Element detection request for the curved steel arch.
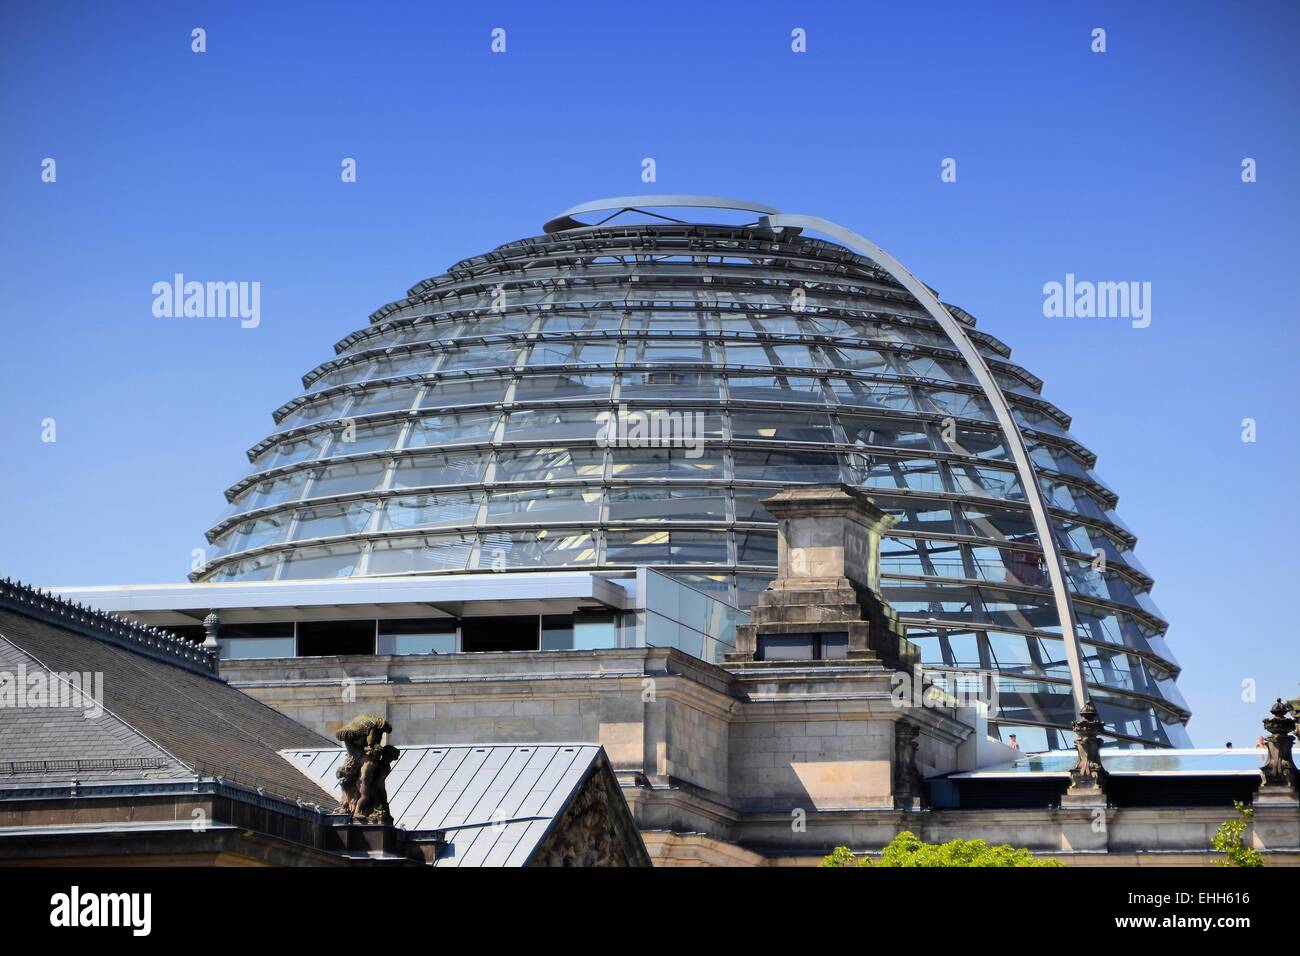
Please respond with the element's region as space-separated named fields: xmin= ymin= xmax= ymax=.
xmin=543 ymin=195 xmax=779 ymax=234
xmin=762 ymin=212 xmax=1089 ymax=715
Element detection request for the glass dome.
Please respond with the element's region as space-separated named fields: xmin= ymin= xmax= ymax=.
xmin=197 ymin=198 xmax=1189 ymax=750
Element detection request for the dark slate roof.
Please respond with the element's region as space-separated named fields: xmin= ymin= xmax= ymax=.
xmin=0 ymin=580 xmax=334 ymax=806
xmin=0 ymin=638 xmax=187 ymax=779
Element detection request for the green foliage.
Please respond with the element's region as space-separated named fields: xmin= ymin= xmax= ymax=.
xmin=820 ymin=830 xmax=1062 ymax=867
xmin=818 ymin=845 xmax=868 ymax=867
xmin=1213 ymin=801 xmax=1263 ymax=867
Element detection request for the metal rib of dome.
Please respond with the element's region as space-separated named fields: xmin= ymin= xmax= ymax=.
xmin=197 ymin=196 xmax=1190 ymax=750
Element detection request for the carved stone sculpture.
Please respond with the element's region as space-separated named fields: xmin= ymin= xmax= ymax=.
xmin=1069 ymin=699 xmax=1108 ymax=792
xmin=335 ymin=715 xmax=400 ymax=825
xmin=1261 ymin=698 xmax=1298 ymax=790
xmin=532 ymin=772 xmax=629 ymax=867
xmin=893 ymin=720 xmax=926 ymax=810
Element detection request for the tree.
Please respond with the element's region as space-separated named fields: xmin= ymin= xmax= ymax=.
xmin=820 ymin=830 xmax=1061 ymax=867
xmin=1212 ymin=801 xmax=1263 ymax=867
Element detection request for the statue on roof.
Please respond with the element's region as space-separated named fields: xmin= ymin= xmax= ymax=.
xmin=1261 ymin=698 xmax=1297 ymax=790
xmin=335 ymin=715 xmax=400 ymax=825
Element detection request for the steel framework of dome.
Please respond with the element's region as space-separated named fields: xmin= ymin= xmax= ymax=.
xmin=197 ymin=197 xmax=1190 ymax=750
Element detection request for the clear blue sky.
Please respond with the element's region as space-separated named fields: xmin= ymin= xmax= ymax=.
xmin=2 ymin=1 xmax=1297 ymax=748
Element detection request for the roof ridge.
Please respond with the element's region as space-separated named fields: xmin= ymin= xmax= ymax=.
xmin=0 ymin=577 xmax=217 ymax=677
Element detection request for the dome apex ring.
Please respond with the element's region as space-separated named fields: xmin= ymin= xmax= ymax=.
xmin=543 ymin=195 xmax=780 ymax=234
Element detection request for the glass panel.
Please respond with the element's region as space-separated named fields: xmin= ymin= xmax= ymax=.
xmin=306 ymin=459 xmax=388 ymax=498
xmin=514 ymin=373 xmax=613 ymax=401
xmin=530 ymin=341 xmax=620 ymax=365
xmin=291 ymin=501 xmax=375 ymax=540
xmin=391 ymin=451 xmax=488 ymax=489
xmin=347 ymin=384 xmax=419 ymax=417
xmin=458 ymin=314 xmax=536 ymax=336
xmin=368 ymin=533 xmax=474 ymax=573
xmin=732 ymin=489 xmax=777 ymax=522
xmin=732 ymin=448 xmax=844 ymax=483
xmin=281 ymin=393 xmax=352 ymax=429
xmin=940 ymin=425 xmax=1007 ymax=460
xmin=730 ymin=410 xmax=835 ymax=443
xmin=380 ymin=493 xmax=479 ymax=531
xmin=279 ymin=542 xmax=364 ymax=579
xmin=757 ymin=635 xmax=815 ymax=661
xmin=378 ymin=619 xmax=457 ymax=655
xmin=902 ymin=355 xmax=977 ymax=385
xmin=486 ymin=487 xmax=601 ymax=523
xmin=607 ymin=486 xmax=727 ymax=521
xmin=325 ymin=421 xmax=402 ymax=456
xmin=609 ymin=446 xmax=724 ymax=478
xmin=541 ymin=615 xmax=574 ymax=650
xmin=305 ymin=457 xmax=384 ymax=496
xmin=220 ymin=633 xmax=295 ymax=660
xmin=494 ymin=447 xmax=605 ymax=482
xmin=822 ymin=346 xmax=892 ymax=373
xmin=538 ymin=313 xmax=623 ymax=333
xmin=620 ymin=371 xmax=722 ymax=400
xmin=735 ymin=531 xmax=777 ymax=565
xmin=435 ymin=345 xmax=522 ymax=373
xmin=366 ymin=352 xmax=435 ymax=380
xmin=827 ymin=378 xmax=917 ymax=410
xmin=606 ymin=530 xmax=727 ymax=563
xmin=627 ymin=340 xmax=710 ymax=363
xmin=726 ymin=374 xmax=826 ymax=403
xmin=950 ymin=463 xmax=1022 ymax=500
xmin=504 ymin=407 xmax=614 ymax=442
xmin=476 ymin=530 xmax=596 ymax=567
xmin=258 ymin=431 xmax=330 ymax=469
xmin=963 ymin=505 xmax=1038 ymax=542
xmin=573 ymin=611 xmax=618 ymax=649
xmin=406 ymin=410 xmax=498 ymax=448
xmin=209 ymin=552 xmax=280 ymax=582
xmin=213 ymin=512 xmax=292 ymax=556
xmin=419 ymin=377 xmax=509 ymax=408
xmin=923 ymin=388 xmax=995 ymax=421
xmin=315 ymin=359 xmax=372 ymax=388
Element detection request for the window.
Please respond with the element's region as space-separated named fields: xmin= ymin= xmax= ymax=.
xmin=391 ymin=451 xmax=487 ymax=489
xmin=405 ymin=411 xmax=498 ymax=448
xmin=378 ymin=619 xmax=456 ymax=655
xmin=218 ymin=622 xmax=295 ymax=660
xmin=486 ymin=487 xmax=600 ymax=523
xmin=756 ymin=632 xmax=848 ymax=661
xmin=297 ymin=620 xmax=376 ymax=657
xmin=380 ymin=493 xmax=479 ymax=531
xmin=461 ymin=616 xmax=538 ymax=653
xmin=541 ymin=615 xmax=574 ymax=650
xmin=291 ymin=501 xmax=375 ymax=541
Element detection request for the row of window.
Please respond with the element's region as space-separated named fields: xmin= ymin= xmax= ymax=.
xmin=367 ymin=279 xmax=940 ymax=333
xmin=256 ymin=407 xmax=1104 ymax=501
xmin=306 ymin=335 xmax=1038 ymax=401
xmin=202 ymin=524 xmax=1154 ymax=621
xmin=278 ymin=369 xmax=1071 ymax=454
xmin=341 ymin=307 xmax=973 ymax=357
xmin=909 ymin=628 xmax=1182 ymax=703
xmin=225 ymin=442 xmax=1123 ymax=532
xmin=212 ymin=485 xmax=1148 ymax=594
xmin=195 ymin=613 xmax=618 ymax=661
